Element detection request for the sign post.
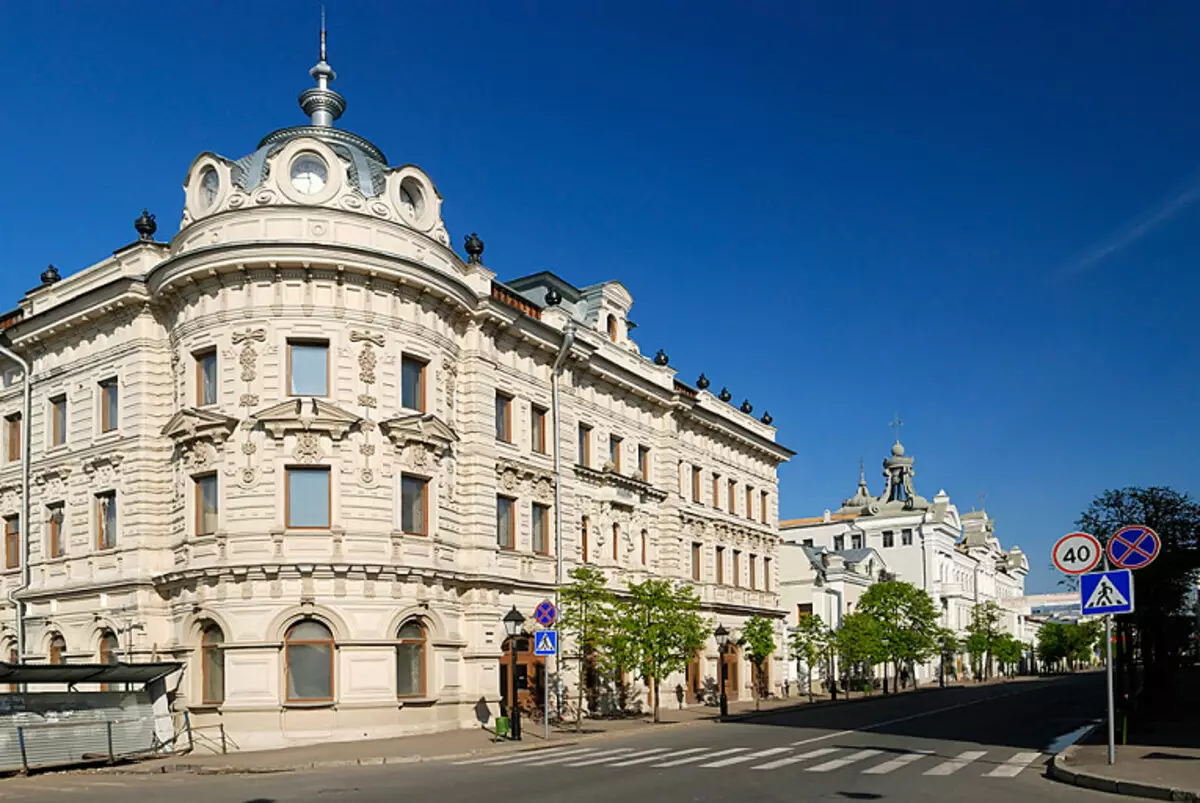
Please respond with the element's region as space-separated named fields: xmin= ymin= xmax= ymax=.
xmin=1080 ymin=567 xmax=1136 ymax=765
xmin=533 ymin=600 xmax=557 ymax=742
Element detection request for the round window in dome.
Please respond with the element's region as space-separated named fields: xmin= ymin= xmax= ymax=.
xmin=199 ymin=167 xmax=220 ymax=210
xmin=398 ymin=177 xmax=426 ymax=222
xmin=290 ymin=154 xmax=329 ymax=195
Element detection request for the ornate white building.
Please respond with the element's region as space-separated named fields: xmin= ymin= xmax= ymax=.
xmin=780 ymin=438 xmax=1029 ymax=679
xmin=0 ymin=40 xmax=791 ymax=749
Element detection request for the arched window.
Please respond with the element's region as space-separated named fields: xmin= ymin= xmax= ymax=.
xmin=48 ymin=634 xmax=66 ymax=665
xmin=98 ymin=630 xmax=119 ymax=691
xmin=201 ymin=624 xmax=225 ymax=705
xmin=396 ymin=621 xmax=426 ymax=698
xmin=284 ymin=620 xmax=334 ymax=703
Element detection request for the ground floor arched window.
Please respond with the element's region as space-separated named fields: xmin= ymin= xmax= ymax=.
xmin=48 ymin=634 xmax=66 ymax=665
xmin=396 ymin=621 xmax=426 ymax=698
xmin=201 ymin=623 xmax=225 ymax=705
xmin=99 ymin=630 xmax=119 ymax=692
xmin=285 ymin=620 xmax=334 ymax=703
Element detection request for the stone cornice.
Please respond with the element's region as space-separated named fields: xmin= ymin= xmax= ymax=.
xmin=572 ymin=464 xmax=668 ymax=503
xmin=253 ymin=397 xmax=362 ymax=440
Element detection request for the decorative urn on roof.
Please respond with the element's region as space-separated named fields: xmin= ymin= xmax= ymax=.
xmin=40 ymin=264 xmax=61 ymax=286
xmin=653 ymin=349 xmax=670 ymax=366
xmin=465 ymin=232 xmax=484 ymax=264
xmin=134 ymin=209 xmax=157 ymax=242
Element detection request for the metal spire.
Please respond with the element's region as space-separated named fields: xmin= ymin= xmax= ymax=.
xmin=320 ymin=5 xmax=327 ymax=62
xmin=299 ymin=5 xmax=345 ymax=127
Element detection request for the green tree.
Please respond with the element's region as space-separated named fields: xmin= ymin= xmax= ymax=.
xmin=599 ymin=626 xmax=639 ymax=712
xmin=835 ymin=612 xmax=884 ymax=693
xmin=614 ymin=579 xmax=708 ymax=723
xmin=857 ymin=581 xmax=939 ymax=692
xmin=559 ymin=566 xmax=613 ymax=730
xmin=740 ymin=616 xmax=776 ymax=710
xmin=965 ymin=632 xmax=988 ymax=679
xmin=992 ymin=632 xmax=1023 ymax=676
xmin=966 ymin=601 xmax=1002 ymax=680
xmin=934 ymin=627 xmax=960 ymax=683
xmin=790 ymin=614 xmax=832 ymax=702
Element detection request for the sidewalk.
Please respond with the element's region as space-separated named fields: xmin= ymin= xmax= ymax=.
xmin=1050 ymin=667 xmax=1200 ymax=801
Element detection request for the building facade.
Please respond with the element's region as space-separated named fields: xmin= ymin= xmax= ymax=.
xmin=780 ymin=439 xmax=1029 ymax=680
xmin=0 ymin=44 xmax=791 ymax=749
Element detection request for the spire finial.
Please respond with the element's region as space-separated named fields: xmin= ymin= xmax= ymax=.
xmin=859 ymin=459 xmax=865 ymax=483
xmin=320 ymin=5 xmax=327 ymax=62
xmin=299 ymin=6 xmax=345 ymax=126
xmin=889 ymin=411 xmax=904 ymax=442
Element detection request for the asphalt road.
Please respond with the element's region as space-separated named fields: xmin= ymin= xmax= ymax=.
xmin=0 ymin=674 xmax=1117 ymax=803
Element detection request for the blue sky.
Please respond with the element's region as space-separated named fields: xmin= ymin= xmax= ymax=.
xmin=4 ymin=2 xmax=1198 ymax=592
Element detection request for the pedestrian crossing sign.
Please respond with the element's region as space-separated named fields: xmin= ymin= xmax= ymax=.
xmin=534 ymin=629 xmax=557 ymax=656
xmin=1080 ymin=569 xmax=1134 ymax=616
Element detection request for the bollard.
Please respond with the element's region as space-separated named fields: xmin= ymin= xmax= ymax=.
xmin=106 ymin=721 xmax=115 ymax=763
xmin=16 ymin=725 xmax=28 ymax=773
xmin=220 ymin=723 xmax=227 ymax=755
xmin=183 ymin=710 xmax=194 ymax=753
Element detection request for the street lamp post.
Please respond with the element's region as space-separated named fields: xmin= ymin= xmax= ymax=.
xmin=714 ymin=624 xmax=729 ymax=720
xmin=503 ymin=606 xmax=526 ymax=741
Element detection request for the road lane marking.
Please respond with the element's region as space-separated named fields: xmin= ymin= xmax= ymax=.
xmin=923 ymin=749 xmax=987 ymax=776
xmin=454 ymin=747 xmax=594 ymax=765
xmin=984 ymin=751 xmax=1042 ymax=778
xmin=564 ymin=748 xmax=636 ymax=766
xmin=789 ymin=681 xmax=1066 ymax=747
xmin=752 ymin=747 xmax=839 ymax=770
xmin=610 ymin=747 xmax=706 ymax=767
xmin=700 ymin=747 xmax=791 ymax=767
xmin=653 ymin=747 xmax=748 ymax=767
xmin=862 ymin=749 xmax=934 ymax=774
xmin=807 ymin=749 xmax=883 ymax=772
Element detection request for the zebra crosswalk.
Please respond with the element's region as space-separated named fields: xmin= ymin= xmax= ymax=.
xmin=452 ymin=743 xmax=1046 ymax=779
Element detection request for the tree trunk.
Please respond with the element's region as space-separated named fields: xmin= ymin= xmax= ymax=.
xmin=882 ymin=662 xmax=889 ymax=694
xmin=653 ymin=678 xmax=661 ymax=723
xmin=807 ymin=663 xmax=814 ymax=703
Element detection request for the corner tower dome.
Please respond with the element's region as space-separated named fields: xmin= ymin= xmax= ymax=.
xmin=177 ymin=22 xmax=451 ymax=256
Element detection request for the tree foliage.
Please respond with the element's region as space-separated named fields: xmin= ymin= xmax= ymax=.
xmin=613 ymin=579 xmax=708 ymax=723
xmin=966 ymin=601 xmax=1003 ymax=680
xmin=836 ymin=612 xmax=884 ymax=690
xmin=856 ymin=581 xmax=939 ymax=690
xmin=1036 ymin=620 xmax=1102 ymax=670
xmin=790 ymin=614 xmax=832 ymax=701
xmin=740 ymin=616 xmax=776 ymax=709
xmin=559 ymin=566 xmax=613 ymax=729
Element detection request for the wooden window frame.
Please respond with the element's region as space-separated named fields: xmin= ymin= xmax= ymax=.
xmin=578 ymin=423 xmax=592 ymax=467
xmin=50 ymin=396 xmax=67 ymax=447
xmin=581 ymin=516 xmax=589 ymax=563
xmin=746 ymin=486 xmax=754 ymax=520
xmin=711 ymin=474 xmax=720 ymax=509
xmin=4 ymin=516 xmax=18 ymax=570
xmin=5 ymin=413 xmax=20 ymax=462
xmin=611 ymin=523 xmax=619 ymax=561
xmin=195 ymin=348 xmax=218 ymax=407
xmin=201 ymin=624 xmax=225 ymax=705
xmin=691 ymin=542 xmax=702 ymax=581
xmin=749 ymin=554 xmax=758 ymax=591
xmin=531 ymin=405 xmax=548 ymax=454
xmin=728 ymin=478 xmax=736 ymax=514
xmin=400 ymin=355 xmax=428 ymax=413
xmin=531 ymin=502 xmax=551 ymax=555
xmin=764 ymin=557 xmax=772 ymax=592
xmin=733 ymin=550 xmax=741 ymax=588
xmin=99 ymin=631 xmax=119 ymax=690
xmin=49 ymin=635 xmax=66 ymax=665
xmin=96 ymin=490 xmax=117 ymax=551
xmin=47 ymin=504 xmax=65 ymax=559
xmin=494 ymin=393 xmax=513 ymax=443
xmin=716 ymin=546 xmax=725 ymax=585
xmin=640 ymin=530 xmax=647 ymax=566
xmin=606 ymin=314 xmax=618 ymax=342
xmin=286 ymin=340 xmax=330 ymax=398
xmin=284 ymin=621 xmax=335 ymax=704
xmin=638 ymin=445 xmax=650 ymax=479
xmin=99 ymin=378 xmax=119 ymax=433
xmin=692 ymin=467 xmax=701 ymax=503
xmin=195 ymin=472 xmax=219 ymax=537
xmin=496 ymin=495 xmax=516 ymax=550
xmin=396 ymin=622 xmax=427 ymax=699
xmin=761 ymin=491 xmax=768 ymax=524
xmin=285 ymin=466 xmax=332 ymax=530
xmin=609 ymin=435 xmax=622 ymax=473
xmin=400 ymin=475 xmax=430 ymax=536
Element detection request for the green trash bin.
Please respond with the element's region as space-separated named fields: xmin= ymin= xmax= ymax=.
xmin=494 ymin=716 xmax=511 ymax=741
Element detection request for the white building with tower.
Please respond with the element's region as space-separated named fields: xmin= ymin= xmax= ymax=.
xmin=0 ymin=32 xmax=792 ymax=750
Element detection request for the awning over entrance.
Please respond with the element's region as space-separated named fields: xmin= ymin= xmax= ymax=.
xmin=0 ymin=662 xmax=181 ymax=687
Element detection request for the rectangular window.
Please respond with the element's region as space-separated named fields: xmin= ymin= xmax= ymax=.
xmin=611 ymin=523 xmax=619 ymax=560
xmin=712 ymin=474 xmax=721 ymax=509
xmin=641 ymin=531 xmax=647 ymax=565
xmin=577 ymin=423 xmax=591 ymax=467
xmin=677 ymin=461 xmax=683 ymax=494
xmin=5 ymin=413 xmax=20 ymax=461
xmin=798 ymin=602 xmax=813 ymax=622
xmin=531 ymin=406 xmax=547 ymax=454
xmin=532 ymin=502 xmax=550 ymax=555
xmin=691 ymin=542 xmax=702 ymax=581
xmin=851 ymin=532 xmax=864 ymax=550
xmin=609 ymin=435 xmax=622 ymax=472
xmin=902 ymin=528 xmax=913 ymax=546
xmin=287 ymin=341 xmax=329 ymax=396
xmin=99 ymin=378 xmax=119 ymax=432
xmin=50 ymin=395 xmax=67 ymax=447
xmin=761 ymin=491 xmax=768 ymax=524
xmin=833 ymin=535 xmax=844 ymax=551
xmin=196 ymin=349 xmax=218 ymax=406
xmin=195 ymin=474 xmax=219 ymax=536
xmin=401 ymin=476 xmax=429 ymax=536
xmin=496 ymin=496 xmax=515 ymax=549
xmin=47 ymin=504 xmax=65 ymax=559
xmin=716 ymin=546 xmax=725 ymax=585
xmin=764 ymin=557 xmax=771 ymax=592
xmin=882 ymin=530 xmax=895 ymax=548
xmin=400 ymin=356 xmax=427 ymax=412
xmin=638 ymin=445 xmax=650 ymax=479
xmin=581 ymin=516 xmax=589 ymax=563
xmin=494 ymin=393 xmax=512 ymax=442
xmin=803 ymin=538 xmax=814 ymax=547
xmin=728 ymin=479 xmax=736 ymax=514
xmin=96 ymin=491 xmax=117 ymax=550
xmin=692 ymin=467 xmax=702 ymax=502
xmin=733 ymin=550 xmax=742 ymax=588
xmin=4 ymin=516 xmax=18 ymax=569
xmin=286 ymin=467 xmax=331 ymax=529
xmin=746 ymin=487 xmax=754 ymax=520
xmin=749 ymin=554 xmax=758 ymax=590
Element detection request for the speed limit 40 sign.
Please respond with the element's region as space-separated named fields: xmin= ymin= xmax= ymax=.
xmin=1052 ymin=531 xmax=1103 ymax=575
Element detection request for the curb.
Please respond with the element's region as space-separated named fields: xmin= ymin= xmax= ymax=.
xmin=1047 ymin=727 xmax=1200 ymax=802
